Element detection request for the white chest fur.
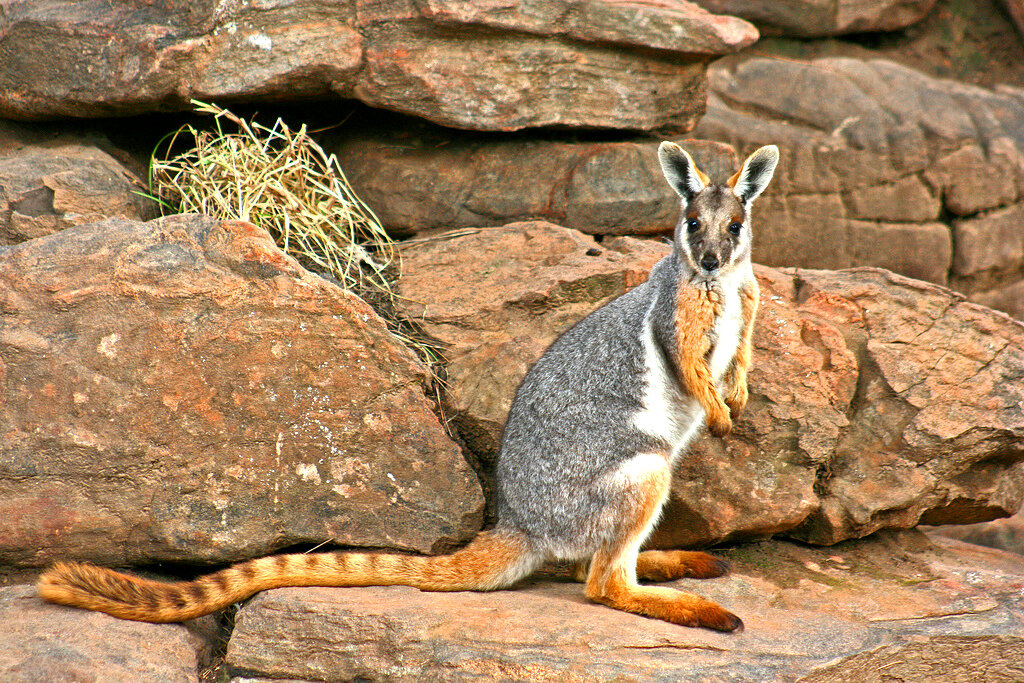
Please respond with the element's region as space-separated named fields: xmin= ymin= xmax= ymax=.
xmin=632 ymin=266 xmax=748 ymax=458
xmin=707 ymin=267 xmax=746 ymax=383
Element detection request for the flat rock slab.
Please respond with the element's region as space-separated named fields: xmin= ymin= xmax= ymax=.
xmin=225 ymin=532 xmax=1024 ymax=681
xmin=0 ymin=0 xmax=755 ymax=131
xmin=692 ymin=0 xmax=937 ymax=37
xmin=0 ymin=584 xmax=217 ymax=682
xmin=332 ymin=132 xmax=738 ymax=237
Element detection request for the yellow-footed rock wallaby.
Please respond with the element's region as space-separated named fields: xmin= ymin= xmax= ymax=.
xmin=40 ymin=142 xmax=779 ymax=632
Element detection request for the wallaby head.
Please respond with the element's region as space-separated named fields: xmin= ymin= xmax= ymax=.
xmin=658 ymin=142 xmax=779 ymax=284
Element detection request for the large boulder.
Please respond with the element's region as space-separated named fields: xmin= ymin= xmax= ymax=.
xmin=692 ymin=0 xmax=938 ymax=37
xmin=397 ymin=222 xmax=1024 ymax=547
xmin=0 ymin=0 xmax=756 ymax=131
xmin=0 ymin=214 xmax=483 ymax=569
xmin=224 ymin=532 xmax=1024 ymax=681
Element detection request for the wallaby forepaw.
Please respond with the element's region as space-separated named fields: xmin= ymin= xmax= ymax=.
xmin=724 ymin=383 xmax=748 ymax=419
xmin=708 ymin=414 xmax=732 ymax=438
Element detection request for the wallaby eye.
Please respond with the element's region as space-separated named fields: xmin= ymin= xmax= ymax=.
xmin=686 ymin=218 xmax=700 ymax=233
xmin=727 ymin=222 xmax=743 ymax=236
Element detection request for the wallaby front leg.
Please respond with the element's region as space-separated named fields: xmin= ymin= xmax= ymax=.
xmin=582 ymin=461 xmax=743 ymax=632
xmin=675 ymin=287 xmax=732 ymax=437
xmin=724 ymin=279 xmax=759 ymax=419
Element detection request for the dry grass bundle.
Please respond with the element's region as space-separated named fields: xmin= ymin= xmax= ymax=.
xmin=149 ymin=100 xmax=395 ymax=295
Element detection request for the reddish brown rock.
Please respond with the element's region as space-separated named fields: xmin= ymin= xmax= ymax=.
xmin=398 ymin=223 xmax=1024 ymax=547
xmin=225 ymin=532 xmax=1024 ymax=681
xmin=398 ymin=222 xmax=667 ymax=459
xmin=0 ymin=214 xmax=483 ymax=569
xmin=932 ymin=510 xmax=1024 ymax=556
xmin=332 ymin=131 xmax=738 ymax=237
xmin=692 ymin=0 xmax=937 ymax=36
xmin=0 ymin=584 xmax=217 ymax=681
xmin=0 ymin=0 xmax=755 ymax=131
xmin=0 ymin=132 xmax=155 ymax=245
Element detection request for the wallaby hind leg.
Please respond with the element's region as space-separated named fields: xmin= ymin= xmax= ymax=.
xmin=582 ymin=460 xmax=742 ymax=632
xmin=571 ymin=550 xmax=729 ymax=583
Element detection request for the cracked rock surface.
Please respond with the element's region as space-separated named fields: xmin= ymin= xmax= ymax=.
xmin=695 ymin=56 xmax=1024 ymax=318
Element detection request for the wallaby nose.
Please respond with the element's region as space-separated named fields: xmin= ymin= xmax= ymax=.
xmin=700 ymin=254 xmax=720 ymax=272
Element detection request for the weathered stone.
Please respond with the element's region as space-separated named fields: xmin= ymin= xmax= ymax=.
xmin=782 ymin=268 xmax=1024 ymax=544
xmin=932 ymin=510 xmax=1024 ymax=556
xmin=397 ymin=223 xmax=1024 ymax=547
xmin=329 ymin=55 xmax=1024 ymax=319
xmin=924 ymin=142 xmax=1024 ymax=216
xmin=0 ymin=214 xmax=483 ymax=569
xmin=0 ymin=0 xmax=755 ymax=131
xmin=0 ymin=134 xmax=155 ymax=245
xmin=841 ymin=173 xmax=941 ymax=223
xmin=332 ymin=132 xmax=737 ymax=237
xmin=952 ymin=203 xmax=1024 ymax=278
xmin=0 ymin=584 xmax=217 ymax=682
xmin=225 ymin=532 xmax=1024 ymax=681
xmin=971 ymin=279 xmax=1024 ymax=321
xmin=692 ymin=0 xmax=937 ymax=37
xmin=362 ymin=0 xmax=759 ymax=54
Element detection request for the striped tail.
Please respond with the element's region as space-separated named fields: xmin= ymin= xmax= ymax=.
xmin=37 ymin=529 xmax=536 ymax=623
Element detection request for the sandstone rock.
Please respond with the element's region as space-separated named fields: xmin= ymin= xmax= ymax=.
xmin=952 ymin=203 xmax=1024 ymax=280
xmin=397 ymin=223 xmax=1024 ymax=547
xmin=932 ymin=510 xmax=1024 ymax=556
xmin=692 ymin=56 xmax=1024 ymax=316
xmin=692 ymin=0 xmax=937 ymax=37
xmin=971 ymin=279 xmax=1024 ymax=322
xmin=332 ymin=130 xmax=738 ymax=237
xmin=0 ymin=214 xmax=483 ymax=569
xmin=225 ymin=532 xmax=1024 ymax=681
xmin=0 ymin=584 xmax=217 ymax=682
xmin=0 ymin=0 xmax=756 ymax=131
xmin=0 ymin=127 xmax=155 ymax=245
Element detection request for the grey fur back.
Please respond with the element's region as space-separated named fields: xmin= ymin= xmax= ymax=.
xmin=495 ymin=255 xmax=683 ymax=558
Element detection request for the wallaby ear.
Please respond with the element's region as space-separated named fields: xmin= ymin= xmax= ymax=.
xmin=658 ymin=141 xmax=708 ymax=201
xmin=728 ymin=145 xmax=779 ymax=205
